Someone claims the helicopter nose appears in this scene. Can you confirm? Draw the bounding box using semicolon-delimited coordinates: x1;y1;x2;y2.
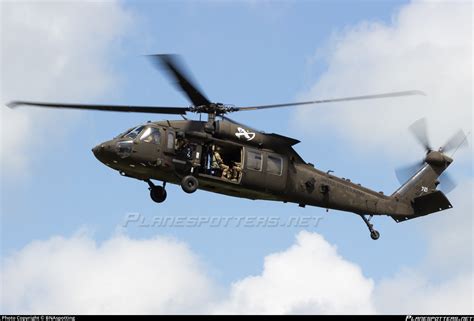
92;144;104;162
92;143;105;156
91;145;102;155
92;141;115;163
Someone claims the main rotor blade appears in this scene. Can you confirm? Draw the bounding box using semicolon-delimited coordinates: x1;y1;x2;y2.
441;129;468;154
409;118;432;152
148;54;211;107
7;101;189;115
233;90;425;111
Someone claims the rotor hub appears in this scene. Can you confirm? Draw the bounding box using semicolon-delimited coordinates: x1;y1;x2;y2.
425;151;452;166
188;103;237;115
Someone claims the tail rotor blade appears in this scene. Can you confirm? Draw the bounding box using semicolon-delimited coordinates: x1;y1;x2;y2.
440;129;468;154
409;118;432;152
395;161;424;184
438;172;457;194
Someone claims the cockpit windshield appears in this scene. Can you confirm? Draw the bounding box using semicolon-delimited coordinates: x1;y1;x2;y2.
121;126;145;140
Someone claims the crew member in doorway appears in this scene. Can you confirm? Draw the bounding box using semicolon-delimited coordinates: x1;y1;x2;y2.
230;161;242;182
211;145;229;179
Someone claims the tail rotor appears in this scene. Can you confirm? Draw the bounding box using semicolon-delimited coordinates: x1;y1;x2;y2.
395;118;468;194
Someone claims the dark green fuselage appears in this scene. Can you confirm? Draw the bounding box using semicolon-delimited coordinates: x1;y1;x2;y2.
93;119;451;221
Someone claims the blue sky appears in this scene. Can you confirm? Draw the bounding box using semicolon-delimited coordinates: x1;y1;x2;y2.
1;0;472;314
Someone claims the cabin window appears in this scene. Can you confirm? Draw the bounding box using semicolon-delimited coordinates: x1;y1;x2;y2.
267;155;283;175
167;132;175;150
246;150;262;171
140;127;161;144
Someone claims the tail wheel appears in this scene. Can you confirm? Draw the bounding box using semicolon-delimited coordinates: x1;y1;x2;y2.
181;175;198;194
370;230;380;240
360;214;381;241
150;186;167;203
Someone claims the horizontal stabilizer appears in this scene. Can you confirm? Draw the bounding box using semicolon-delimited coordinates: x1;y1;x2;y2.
392;190;452;223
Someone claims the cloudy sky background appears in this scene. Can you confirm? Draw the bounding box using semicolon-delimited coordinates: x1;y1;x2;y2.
1;0;472;314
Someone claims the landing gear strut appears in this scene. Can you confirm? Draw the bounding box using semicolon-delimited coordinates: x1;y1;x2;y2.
359;214;380;240
147;180;167;203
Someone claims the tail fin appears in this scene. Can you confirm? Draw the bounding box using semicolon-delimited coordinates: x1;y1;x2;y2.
391;151;453;222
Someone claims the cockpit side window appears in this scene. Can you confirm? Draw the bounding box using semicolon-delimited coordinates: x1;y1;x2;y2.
167;132;175;150
140;127;161;144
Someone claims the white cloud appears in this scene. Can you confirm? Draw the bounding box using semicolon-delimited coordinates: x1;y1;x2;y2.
364;180;472;317
374;180;473;314
0;1;132;175
1;230;376;315
374;269;473;314
1;232;217;314
422;180;473;275
2;211;472;315
295;1;472;157
213;231;375;314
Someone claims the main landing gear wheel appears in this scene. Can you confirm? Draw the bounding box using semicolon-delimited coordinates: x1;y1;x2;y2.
147;180;167;203
181;175;198;194
150;186;167;203
360;214;380;240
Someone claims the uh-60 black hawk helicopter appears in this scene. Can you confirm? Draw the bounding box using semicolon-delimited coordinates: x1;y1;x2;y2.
8;55;468;240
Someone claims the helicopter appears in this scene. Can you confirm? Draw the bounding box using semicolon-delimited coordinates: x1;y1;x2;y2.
7;54;468;240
